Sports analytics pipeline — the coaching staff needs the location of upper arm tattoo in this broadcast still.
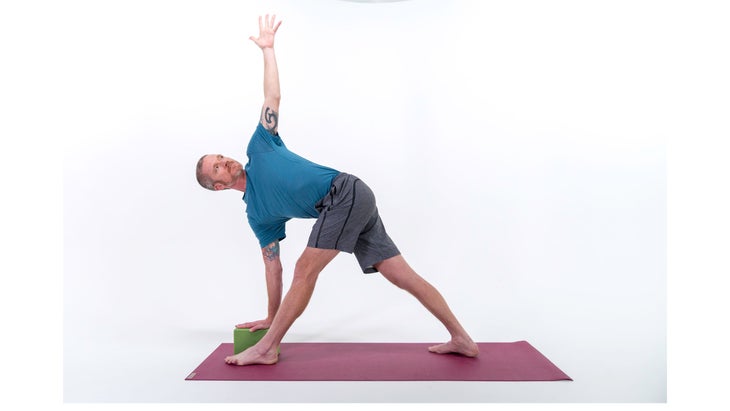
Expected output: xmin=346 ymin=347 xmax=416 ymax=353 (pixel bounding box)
xmin=261 ymin=106 xmax=278 ymax=135
xmin=263 ymin=241 xmax=280 ymax=262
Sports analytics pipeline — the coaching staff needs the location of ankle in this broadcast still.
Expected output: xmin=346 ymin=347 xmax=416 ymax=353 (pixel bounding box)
xmin=254 ymin=339 xmax=281 ymax=356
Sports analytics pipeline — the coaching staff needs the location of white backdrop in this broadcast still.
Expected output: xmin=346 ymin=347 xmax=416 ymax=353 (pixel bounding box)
xmin=55 ymin=0 xmax=679 ymax=404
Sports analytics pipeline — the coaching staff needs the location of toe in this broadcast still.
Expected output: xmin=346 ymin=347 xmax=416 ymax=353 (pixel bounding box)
xmin=428 ymin=343 xmax=447 ymax=354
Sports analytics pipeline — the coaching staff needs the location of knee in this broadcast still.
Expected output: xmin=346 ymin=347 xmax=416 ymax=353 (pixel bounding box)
xmin=384 ymin=271 xmax=424 ymax=291
xmin=376 ymin=256 xmax=413 ymax=287
xmin=293 ymin=259 xmax=320 ymax=285
xmin=385 ymin=275 xmax=408 ymax=290
xmin=379 ymin=267 xmax=419 ymax=291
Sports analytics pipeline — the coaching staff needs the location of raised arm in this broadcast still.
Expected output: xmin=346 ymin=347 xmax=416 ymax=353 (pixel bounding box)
xmin=236 ymin=240 xmax=283 ymax=332
xmin=250 ymin=14 xmax=282 ymax=135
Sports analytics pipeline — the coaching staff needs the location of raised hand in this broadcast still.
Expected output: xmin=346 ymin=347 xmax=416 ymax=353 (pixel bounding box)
xmin=249 ymin=14 xmax=281 ymax=50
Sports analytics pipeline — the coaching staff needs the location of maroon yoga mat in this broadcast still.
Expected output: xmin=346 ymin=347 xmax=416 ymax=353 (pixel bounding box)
xmin=186 ymin=341 xmax=571 ymax=381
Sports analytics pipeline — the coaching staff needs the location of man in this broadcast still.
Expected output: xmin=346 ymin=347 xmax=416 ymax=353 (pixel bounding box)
xmin=196 ymin=15 xmax=479 ymax=366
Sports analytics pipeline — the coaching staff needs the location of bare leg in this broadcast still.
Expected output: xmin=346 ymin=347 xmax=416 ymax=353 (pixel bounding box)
xmin=374 ymin=255 xmax=479 ymax=357
xmin=225 ymin=247 xmax=339 ymax=365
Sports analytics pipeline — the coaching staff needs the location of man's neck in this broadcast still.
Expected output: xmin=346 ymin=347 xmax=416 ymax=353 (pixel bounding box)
xmin=231 ymin=172 xmax=247 ymax=193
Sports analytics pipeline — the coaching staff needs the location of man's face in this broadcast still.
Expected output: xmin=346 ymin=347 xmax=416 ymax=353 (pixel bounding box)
xmin=202 ymin=154 xmax=244 ymax=190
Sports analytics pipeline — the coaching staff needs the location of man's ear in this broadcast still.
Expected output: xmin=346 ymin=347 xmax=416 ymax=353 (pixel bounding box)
xmin=213 ymin=183 xmax=226 ymax=191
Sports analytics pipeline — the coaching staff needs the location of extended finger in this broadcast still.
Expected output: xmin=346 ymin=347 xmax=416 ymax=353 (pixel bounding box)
xmin=273 ymin=19 xmax=282 ymax=33
xmin=258 ymin=15 xmax=263 ymax=33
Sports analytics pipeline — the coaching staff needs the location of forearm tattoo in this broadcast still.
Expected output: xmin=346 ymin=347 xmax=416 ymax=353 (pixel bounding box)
xmin=263 ymin=241 xmax=280 ymax=262
xmin=263 ymin=106 xmax=278 ymax=134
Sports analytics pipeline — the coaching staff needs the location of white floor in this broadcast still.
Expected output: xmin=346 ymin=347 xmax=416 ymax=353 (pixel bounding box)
xmin=63 ymin=309 xmax=664 ymax=403
xmin=63 ymin=201 xmax=667 ymax=403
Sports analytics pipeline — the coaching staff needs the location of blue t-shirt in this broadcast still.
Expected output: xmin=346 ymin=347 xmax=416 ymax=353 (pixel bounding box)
xmin=243 ymin=124 xmax=339 ymax=248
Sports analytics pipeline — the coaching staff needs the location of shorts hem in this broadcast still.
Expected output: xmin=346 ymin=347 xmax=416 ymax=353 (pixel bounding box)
xmin=358 ymin=251 xmax=401 ymax=274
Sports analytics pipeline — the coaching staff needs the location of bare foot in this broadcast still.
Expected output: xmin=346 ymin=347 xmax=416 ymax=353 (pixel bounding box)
xmin=224 ymin=345 xmax=279 ymax=366
xmin=428 ymin=336 xmax=480 ymax=357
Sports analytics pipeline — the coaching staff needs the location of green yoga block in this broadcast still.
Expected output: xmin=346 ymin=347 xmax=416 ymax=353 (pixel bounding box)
xmin=233 ymin=328 xmax=268 ymax=354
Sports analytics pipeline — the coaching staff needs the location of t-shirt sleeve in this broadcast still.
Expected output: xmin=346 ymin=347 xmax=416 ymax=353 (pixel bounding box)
xmin=247 ymin=123 xmax=284 ymax=156
xmin=248 ymin=215 xmax=288 ymax=248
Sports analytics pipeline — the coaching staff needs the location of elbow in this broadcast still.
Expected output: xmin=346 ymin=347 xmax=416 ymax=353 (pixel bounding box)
xmin=266 ymin=93 xmax=281 ymax=104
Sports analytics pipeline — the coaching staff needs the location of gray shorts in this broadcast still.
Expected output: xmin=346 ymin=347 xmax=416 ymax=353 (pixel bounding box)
xmin=308 ymin=173 xmax=400 ymax=273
